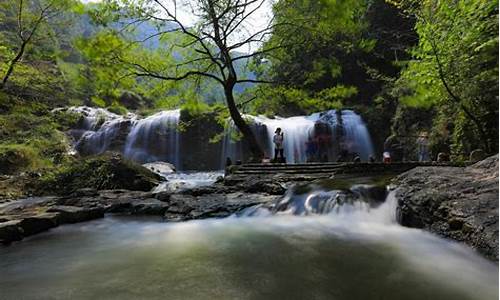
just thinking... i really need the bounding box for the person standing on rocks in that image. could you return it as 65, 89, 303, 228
273, 128, 285, 163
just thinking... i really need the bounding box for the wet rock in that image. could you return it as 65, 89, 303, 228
47, 205, 104, 223
0, 220, 23, 244
18, 213, 59, 236
241, 179, 286, 195
142, 162, 176, 177
69, 188, 99, 197
154, 191, 171, 202
163, 192, 280, 222
394, 155, 499, 261
131, 199, 169, 215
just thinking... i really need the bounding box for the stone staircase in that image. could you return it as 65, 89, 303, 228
228, 161, 467, 178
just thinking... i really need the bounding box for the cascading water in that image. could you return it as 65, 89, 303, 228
2, 178, 497, 300
58, 106, 134, 156
221, 109, 375, 164
340, 110, 375, 160
124, 110, 181, 167
255, 114, 319, 163
59, 106, 374, 169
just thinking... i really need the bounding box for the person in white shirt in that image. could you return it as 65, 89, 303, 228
273, 128, 284, 162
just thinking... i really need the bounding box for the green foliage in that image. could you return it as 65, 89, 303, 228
392, 0, 498, 154
0, 92, 74, 174
0, 143, 40, 174
37, 152, 161, 195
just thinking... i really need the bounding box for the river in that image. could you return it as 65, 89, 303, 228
0, 177, 497, 300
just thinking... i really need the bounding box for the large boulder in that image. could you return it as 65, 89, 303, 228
393, 154, 499, 261
37, 152, 162, 195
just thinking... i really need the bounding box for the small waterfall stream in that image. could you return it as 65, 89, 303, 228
124, 110, 181, 166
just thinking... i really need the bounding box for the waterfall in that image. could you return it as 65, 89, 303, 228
340, 110, 375, 161
60, 106, 374, 170
221, 119, 245, 165
221, 109, 374, 164
60, 106, 134, 156
124, 110, 181, 167
254, 114, 318, 163
237, 184, 397, 224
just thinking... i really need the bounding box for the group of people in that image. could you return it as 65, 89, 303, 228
272, 129, 432, 164
305, 134, 332, 162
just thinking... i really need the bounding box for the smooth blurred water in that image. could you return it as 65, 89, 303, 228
0, 190, 497, 300
152, 171, 223, 193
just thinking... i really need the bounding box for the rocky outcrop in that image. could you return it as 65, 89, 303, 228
394, 155, 499, 261
36, 152, 162, 195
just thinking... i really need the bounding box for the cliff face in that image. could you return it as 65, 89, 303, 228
394, 155, 499, 261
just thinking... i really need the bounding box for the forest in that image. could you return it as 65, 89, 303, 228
0, 0, 498, 173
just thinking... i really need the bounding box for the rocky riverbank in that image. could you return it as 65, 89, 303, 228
1, 154, 498, 263
394, 155, 499, 261
0, 183, 283, 244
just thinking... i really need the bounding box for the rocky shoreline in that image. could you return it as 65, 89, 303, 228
394, 155, 499, 261
0, 180, 284, 244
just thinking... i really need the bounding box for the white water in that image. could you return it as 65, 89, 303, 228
222, 109, 375, 165
58, 106, 133, 155
124, 110, 181, 166
153, 171, 223, 193
0, 188, 497, 300
255, 114, 319, 162
60, 107, 375, 169
341, 110, 375, 160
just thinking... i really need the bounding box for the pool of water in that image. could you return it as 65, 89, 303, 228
0, 191, 497, 300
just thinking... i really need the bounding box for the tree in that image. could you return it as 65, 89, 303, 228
391, 0, 498, 154
91, 0, 292, 159
0, 0, 77, 90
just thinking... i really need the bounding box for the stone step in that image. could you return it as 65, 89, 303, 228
242, 162, 346, 167
234, 169, 337, 175
229, 173, 332, 179
238, 165, 345, 171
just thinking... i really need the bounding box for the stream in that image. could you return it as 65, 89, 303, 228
0, 176, 497, 300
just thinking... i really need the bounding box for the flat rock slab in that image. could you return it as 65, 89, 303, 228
393, 155, 498, 261
18, 213, 60, 236
163, 192, 280, 221
47, 205, 104, 223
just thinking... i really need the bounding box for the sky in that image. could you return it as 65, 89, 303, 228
80, 0, 274, 53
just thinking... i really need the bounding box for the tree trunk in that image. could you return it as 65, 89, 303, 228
224, 85, 264, 161
0, 40, 27, 90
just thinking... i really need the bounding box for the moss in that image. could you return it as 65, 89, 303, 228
0, 144, 40, 174
36, 152, 162, 195
108, 104, 128, 116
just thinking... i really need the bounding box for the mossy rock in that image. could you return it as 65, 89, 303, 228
0, 144, 38, 175
37, 152, 162, 195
